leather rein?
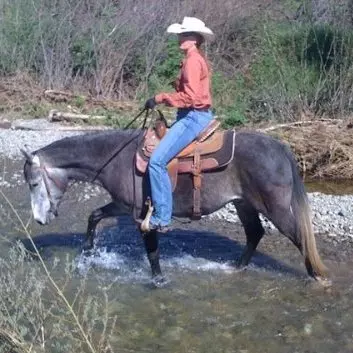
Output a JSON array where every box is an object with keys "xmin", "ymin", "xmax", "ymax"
[{"xmin": 90, "ymin": 107, "xmax": 150, "ymax": 184}]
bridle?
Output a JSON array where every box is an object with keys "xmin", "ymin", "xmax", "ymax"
[
  {"xmin": 39, "ymin": 163, "xmax": 65, "ymax": 215},
  {"xmin": 31, "ymin": 108, "xmax": 156, "ymax": 220},
  {"xmin": 36, "ymin": 109, "xmax": 150, "ymax": 197}
]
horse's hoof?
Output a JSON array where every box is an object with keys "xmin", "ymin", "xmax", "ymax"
[
  {"xmin": 82, "ymin": 248, "xmax": 95, "ymax": 257},
  {"xmin": 82, "ymin": 241, "xmax": 94, "ymax": 252},
  {"xmin": 315, "ymin": 276, "xmax": 332, "ymax": 289},
  {"xmin": 151, "ymin": 275, "xmax": 169, "ymax": 288},
  {"xmin": 306, "ymin": 276, "xmax": 332, "ymax": 291},
  {"xmin": 235, "ymin": 260, "xmax": 248, "ymax": 270}
]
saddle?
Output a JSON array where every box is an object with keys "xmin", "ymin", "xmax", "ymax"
[{"xmin": 136, "ymin": 115, "xmax": 235, "ymax": 219}]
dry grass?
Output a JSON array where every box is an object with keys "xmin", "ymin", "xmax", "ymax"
[
  {"xmin": 271, "ymin": 119, "xmax": 353, "ymax": 179},
  {"xmin": 0, "ymin": 74, "xmax": 139, "ymax": 124},
  {"xmin": 0, "ymin": 327, "xmax": 28, "ymax": 353},
  {"xmin": 0, "ymin": 73, "xmax": 43, "ymax": 112}
]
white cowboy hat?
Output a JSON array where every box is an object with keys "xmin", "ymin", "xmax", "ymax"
[{"xmin": 167, "ymin": 17, "xmax": 214, "ymax": 42}]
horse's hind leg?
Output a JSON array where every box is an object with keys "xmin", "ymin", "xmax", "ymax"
[
  {"xmin": 266, "ymin": 207, "xmax": 316, "ymax": 276},
  {"xmin": 84, "ymin": 202, "xmax": 121, "ymax": 250},
  {"xmin": 266, "ymin": 203, "xmax": 327, "ymax": 282},
  {"xmin": 233, "ymin": 199, "xmax": 265, "ymax": 267}
]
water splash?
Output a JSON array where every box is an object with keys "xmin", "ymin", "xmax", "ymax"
[{"xmin": 75, "ymin": 246, "xmax": 235, "ymax": 284}]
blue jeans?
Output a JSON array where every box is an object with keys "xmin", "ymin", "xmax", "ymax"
[{"xmin": 148, "ymin": 108, "xmax": 213, "ymax": 226}]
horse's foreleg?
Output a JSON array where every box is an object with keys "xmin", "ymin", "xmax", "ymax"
[
  {"xmin": 233, "ymin": 199, "xmax": 265, "ymax": 267},
  {"xmin": 142, "ymin": 229, "xmax": 164, "ymax": 284},
  {"xmin": 84, "ymin": 202, "xmax": 121, "ymax": 250}
]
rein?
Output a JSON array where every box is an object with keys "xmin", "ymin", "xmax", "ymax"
[
  {"xmin": 90, "ymin": 107, "xmax": 150, "ymax": 184},
  {"xmin": 123, "ymin": 107, "xmax": 149, "ymax": 129}
]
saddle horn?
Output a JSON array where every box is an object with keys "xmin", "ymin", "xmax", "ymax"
[
  {"xmin": 153, "ymin": 110, "xmax": 169, "ymax": 139},
  {"xmin": 155, "ymin": 109, "xmax": 169, "ymax": 127}
]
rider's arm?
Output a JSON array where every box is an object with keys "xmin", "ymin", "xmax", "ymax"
[{"xmin": 155, "ymin": 53, "xmax": 210, "ymax": 109}]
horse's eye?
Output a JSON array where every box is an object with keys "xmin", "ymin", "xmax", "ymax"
[{"xmin": 30, "ymin": 183, "xmax": 39, "ymax": 189}]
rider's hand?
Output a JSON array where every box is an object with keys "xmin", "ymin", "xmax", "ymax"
[{"xmin": 144, "ymin": 97, "xmax": 157, "ymax": 110}]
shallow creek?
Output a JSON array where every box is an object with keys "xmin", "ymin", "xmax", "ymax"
[{"xmin": 1, "ymin": 158, "xmax": 353, "ymax": 353}]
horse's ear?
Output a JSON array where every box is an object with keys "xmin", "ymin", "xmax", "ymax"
[{"xmin": 20, "ymin": 148, "xmax": 34, "ymax": 163}]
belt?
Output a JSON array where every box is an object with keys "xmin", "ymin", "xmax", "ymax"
[
  {"xmin": 178, "ymin": 107, "xmax": 211, "ymax": 112},
  {"xmin": 194, "ymin": 108, "xmax": 210, "ymax": 112}
]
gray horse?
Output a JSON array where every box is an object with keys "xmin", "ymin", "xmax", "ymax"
[{"xmin": 22, "ymin": 129, "xmax": 329, "ymax": 285}]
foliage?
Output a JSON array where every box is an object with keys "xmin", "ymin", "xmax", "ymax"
[
  {"xmin": 211, "ymin": 72, "xmax": 248, "ymax": 127},
  {"xmin": 246, "ymin": 21, "xmax": 353, "ymax": 121},
  {"xmin": 71, "ymin": 38, "xmax": 96, "ymax": 76},
  {"xmin": 2, "ymin": 0, "xmax": 353, "ymax": 125},
  {"xmin": 72, "ymin": 95, "xmax": 86, "ymax": 109},
  {"xmin": 0, "ymin": 243, "xmax": 118, "ymax": 353},
  {"xmin": 146, "ymin": 39, "xmax": 183, "ymax": 95}
]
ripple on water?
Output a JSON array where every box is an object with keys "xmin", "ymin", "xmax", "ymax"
[
  {"xmin": 3, "ymin": 159, "xmax": 353, "ymax": 353},
  {"xmin": 75, "ymin": 246, "xmax": 236, "ymax": 285}
]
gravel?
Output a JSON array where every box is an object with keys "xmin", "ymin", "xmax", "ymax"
[
  {"xmin": 1, "ymin": 121, "xmax": 353, "ymax": 242},
  {"xmin": 209, "ymin": 194, "xmax": 353, "ymax": 241},
  {"xmin": 0, "ymin": 119, "xmax": 83, "ymax": 159}
]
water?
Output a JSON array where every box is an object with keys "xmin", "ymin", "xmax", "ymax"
[
  {"xmin": 1, "ymin": 158, "xmax": 353, "ymax": 353},
  {"xmin": 306, "ymin": 179, "xmax": 353, "ymax": 195}
]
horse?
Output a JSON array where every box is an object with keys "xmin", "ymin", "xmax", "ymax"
[{"xmin": 22, "ymin": 127, "xmax": 329, "ymax": 286}]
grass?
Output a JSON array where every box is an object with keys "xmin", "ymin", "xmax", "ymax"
[{"xmin": 0, "ymin": 188, "xmax": 99, "ymax": 353}]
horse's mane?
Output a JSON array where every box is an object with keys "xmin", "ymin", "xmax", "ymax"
[
  {"xmin": 36, "ymin": 129, "xmax": 143, "ymax": 167},
  {"xmin": 40, "ymin": 129, "xmax": 141, "ymax": 151}
]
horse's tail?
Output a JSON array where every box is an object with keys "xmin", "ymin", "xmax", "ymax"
[{"xmin": 286, "ymin": 148, "xmax": 328, "ymax": 278}]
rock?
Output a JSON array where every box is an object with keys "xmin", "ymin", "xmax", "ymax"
[{"xmin": 304, "ymin": 323, "xmax": 312, "ymax": 335}]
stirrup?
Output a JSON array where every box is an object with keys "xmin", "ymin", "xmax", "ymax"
[
  {"xmin": 140, "ymin": 198, "xmax": 154, "ymax": 233},
  {"xmin": 139, "ymin": 198, "xmax": 170, "ymax": 233}
]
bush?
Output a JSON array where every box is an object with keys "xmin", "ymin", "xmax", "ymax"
[
  {"xmin": 3, "ymin": 0, "xmax": 353, "ymax": 124},
  {"xmin": 211, "ymin": 72, "xmax": 248, "ymax": 126},
  {"xmin": 234, "ymin": 21, "xmax": 353, "ymax": 122},
  {"xmin": 146, "ymin": 39, "xmax": 183, "ymax": 95}
]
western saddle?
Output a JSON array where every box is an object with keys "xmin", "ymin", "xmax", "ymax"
[{"xmin": 136, "ymin": 114, "xmax": 235, "ymax": 219}]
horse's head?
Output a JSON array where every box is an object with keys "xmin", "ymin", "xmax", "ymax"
[{"xmin": 22, "ymin": 149, "xmax": 68, "ymax": 225}]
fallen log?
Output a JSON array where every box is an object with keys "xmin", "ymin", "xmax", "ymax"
[
  {"xmin": 12, "ymin": 123, "xmax": 112, "ymax": 131},
  {"xmin": 48, "ymin": 110, "xmax": 106, "ymax": 122},
  {"xmin": 44, "ymin": 90, "xmax": 136, "ymax": 111},
  {"xmin": 44, "ymin": 90, "xmax": 76, "ymax": 102},
  {"xmin": 259, "ymin": 119, "xmax": 342, "ymax": 132}
]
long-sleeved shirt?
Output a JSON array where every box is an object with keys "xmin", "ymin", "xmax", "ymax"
[{"xmin": 155, "ymin": 47, "xmax": 212, "ymax": 109}]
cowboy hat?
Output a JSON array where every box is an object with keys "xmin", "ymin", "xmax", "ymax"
[{"xmin": 167, "ymin": 17, "xmax": 214, "ymax": 42}]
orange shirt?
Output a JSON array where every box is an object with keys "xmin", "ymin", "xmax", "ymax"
[{"xmin": 155, "ymin": 47, "xmax": 212, "ymax": 109}]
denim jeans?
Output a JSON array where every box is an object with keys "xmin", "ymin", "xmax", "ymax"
[{"xmin": 148, "ymin": 108, "xmax": 213, "ymax": 226}]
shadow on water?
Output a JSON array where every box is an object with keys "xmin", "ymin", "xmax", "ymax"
[{"xmin": 19, "ymin": 216, "xmax": 306, "ymax": 280}]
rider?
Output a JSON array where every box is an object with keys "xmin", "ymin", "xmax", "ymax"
[{"xmin": 141, "ymin": 17, "xmax": 215, "ymax": 232}]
